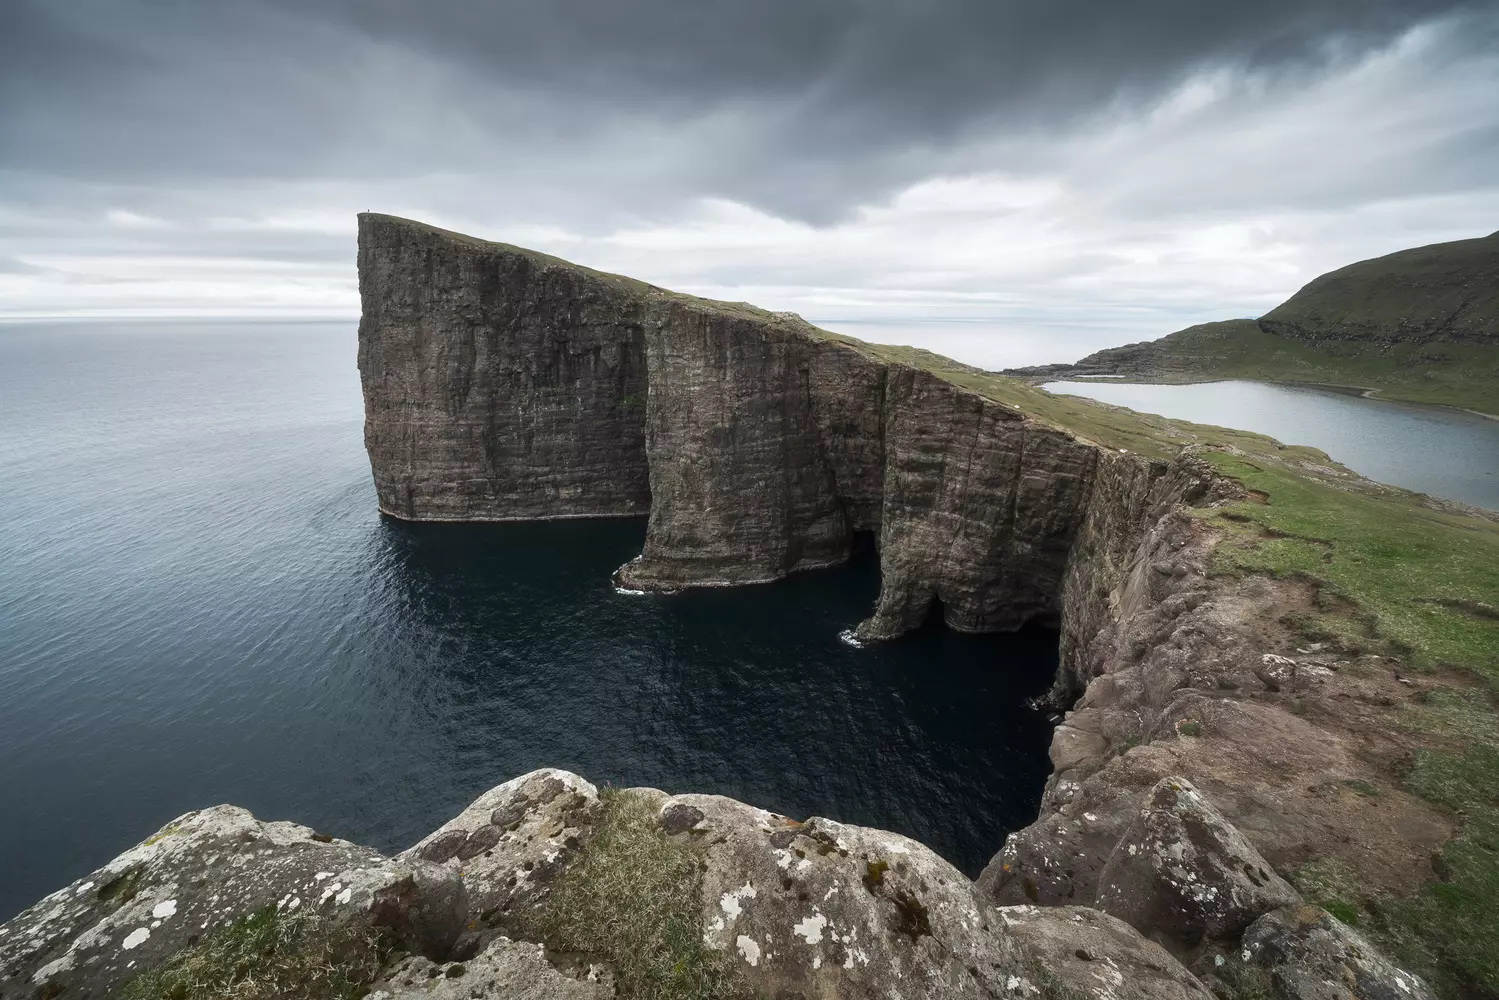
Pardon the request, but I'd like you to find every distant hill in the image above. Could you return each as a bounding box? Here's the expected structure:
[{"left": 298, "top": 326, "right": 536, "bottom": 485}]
[{"left": 1012, "top": 231, "right": 1499, "bottom": 416}]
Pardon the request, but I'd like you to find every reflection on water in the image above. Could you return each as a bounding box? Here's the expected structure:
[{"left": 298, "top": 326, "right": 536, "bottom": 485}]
[
  {"left": 0, "top": 322, "right": 1058, "bottom": 921},
  {"left": 1044, "top": 380, "right": 1499, "bottom": 511}
]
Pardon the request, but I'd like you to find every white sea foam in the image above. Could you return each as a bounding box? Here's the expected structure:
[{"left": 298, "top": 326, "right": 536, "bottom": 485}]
[{"left": 838, "top": 629, "right": 864, "bottom": 649}]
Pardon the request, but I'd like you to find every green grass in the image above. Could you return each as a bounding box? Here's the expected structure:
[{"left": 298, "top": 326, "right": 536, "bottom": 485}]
[
  {"left": 1198, "top": 454, "right": 1499, "bottom": 682},
  {"left": 1182, "top": 454, "right": 1499, "bottom": 999},
  {"left": 525, "top": 789, "right": 748, "bottom": 1000},
  {"left": 1212, "top": 956, "right": 1277, "bottom": 1000},
  {"left": 112, "top": 908, "right": 388, "bottom": 1000}
]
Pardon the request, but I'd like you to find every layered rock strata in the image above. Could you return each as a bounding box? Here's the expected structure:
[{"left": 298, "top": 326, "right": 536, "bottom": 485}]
[{"left": 358, "top": 215, "right": 650, "bottom": 521}]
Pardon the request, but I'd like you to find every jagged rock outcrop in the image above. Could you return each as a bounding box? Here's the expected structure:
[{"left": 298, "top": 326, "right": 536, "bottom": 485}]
[
  {"left": 1243, "top": 905, "right": 1440, "bottom": 1000},
  {"left": 1, "top": 770, "right": 1439, "bottom": 1000},
  {"left": 978, "top": 504, "right": 1451, "bottom": 923},
  {"left": 0, "top": 806, "right": 465, "bottom": 1000},
  {"left": 1, "top": 771, "right": 1239, "bottom": 1000},
  {"left": 1092, "top": 777, "right": 1302, "bottom": 947}
]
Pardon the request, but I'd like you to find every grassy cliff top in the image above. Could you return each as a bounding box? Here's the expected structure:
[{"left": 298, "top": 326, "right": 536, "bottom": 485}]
[
  {"left": 1263, "top": 230, "right": 1499, "bottom": 345},
  {"left": 360, "top": 212, "right": 817, "bottom": 329}
]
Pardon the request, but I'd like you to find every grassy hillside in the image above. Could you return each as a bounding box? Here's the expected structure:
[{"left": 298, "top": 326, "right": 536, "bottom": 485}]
[{"left": 1041, "top": 232, "right": 1499, "bottom": 416}]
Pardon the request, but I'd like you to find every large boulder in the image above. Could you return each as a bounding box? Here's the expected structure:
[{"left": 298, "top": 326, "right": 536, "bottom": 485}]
[
  {"left": 400, "top": 768, "right": 600, "bottom": 928},
  {"left": 662, "top": 791, "right": 1010, "bottom": 998},
  {"left": 995, "top": 905, "right": 1215, "bottom": 1000},
  {"left": 0, "top": 805, "right": 465, "bottom": 1000},
  {"left": 1094, "top": 777, "right": 1300, "bottom": 947},
  {"left": 1242, "top": 905, "right": 1437, "bottom": 1000}
]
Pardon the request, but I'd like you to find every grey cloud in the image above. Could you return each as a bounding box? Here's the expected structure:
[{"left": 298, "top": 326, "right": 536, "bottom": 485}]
[{"left": 1, "top": 0, "right": 1488, "bottom": 224}]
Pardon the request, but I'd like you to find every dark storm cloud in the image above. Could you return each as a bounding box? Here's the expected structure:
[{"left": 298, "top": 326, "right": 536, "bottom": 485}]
[{"left": 0, "top": 0, "right": 1485, "bottom": 223}]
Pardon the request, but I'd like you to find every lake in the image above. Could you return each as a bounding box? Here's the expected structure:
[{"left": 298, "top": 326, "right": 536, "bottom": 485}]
[
  {"left": 1044, "top": 379, "right": 1498, "bottom": 511},
  {"left": 0, "top": 321, "right": 1058, "bottom": 921}
]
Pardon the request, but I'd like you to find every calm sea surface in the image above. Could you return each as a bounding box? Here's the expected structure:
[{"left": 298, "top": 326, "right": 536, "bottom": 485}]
[
  {"left": 1045, "top": 380, "right": 1499, "bottom": 511},
  {"left": 0, "top": 321, "right": 1059, "bottom": 921}
]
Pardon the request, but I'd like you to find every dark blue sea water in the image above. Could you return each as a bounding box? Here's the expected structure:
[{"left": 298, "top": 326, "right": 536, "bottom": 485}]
[{"left": 0, "top": 321, "right": 1060, "bottom": 922}]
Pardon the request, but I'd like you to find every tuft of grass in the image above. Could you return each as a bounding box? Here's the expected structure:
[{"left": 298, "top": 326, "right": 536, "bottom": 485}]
[
  {"left": 112, "top": 907, "right": 387, "bottom": 1000},
  {"left": 526, "top": 789, "right": 747, "bottom": 1000},
  {"left": 1212, "top": 956, "right": 1277, "bottom": 1000},
  {"left": 1393, "top": 814, "right": 1499, "bottom": 998},
  {"left": 1292, "top": 856, "right": 1366, "bottom": 929}
]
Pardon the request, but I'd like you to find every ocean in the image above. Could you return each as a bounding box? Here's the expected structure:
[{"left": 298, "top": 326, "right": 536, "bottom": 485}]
[{"left": 0, "top": 321, "right": 1059, "bottom": 920}]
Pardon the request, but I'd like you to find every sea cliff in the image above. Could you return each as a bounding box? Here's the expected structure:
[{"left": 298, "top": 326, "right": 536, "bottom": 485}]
[{"left": 357, "top": 213, "right": 1184, "bottom": 642}]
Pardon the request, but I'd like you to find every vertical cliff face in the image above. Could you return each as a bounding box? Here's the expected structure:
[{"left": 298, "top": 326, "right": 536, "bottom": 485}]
[
  {"left": 618, "top": 304, "right": 859, "bottom": 588},
  {"left": 358, "top": 214, "right": 650, "bottom": 521},
  {"left": 860, "top": 369, "right": 1099, "bottom": 639},
  {"left": 356, "top": 213, "right": 1189, "bottom": 642}
]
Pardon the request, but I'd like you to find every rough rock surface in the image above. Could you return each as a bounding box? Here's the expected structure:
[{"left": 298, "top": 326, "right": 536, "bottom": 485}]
[
  {"left": 981, "top": 503, "right": 1450, "bottom": 918},
  {"left": 421, "top": 773, "right": 1230, "bottom": 1000},
  {"left": 373, "top": 936, "right": 609, "bottom": 1000},
  {"left": 995, "top": 905, "right": 1215, "bottom": 1000},
  {"left": 658, "top": 790, "right": 1013, "bottom": 998},
  {"left": 1, "top": 770, "right": 1439, "bottom": 1000},
  {"left": 1243, "top": 905, "right": 1438, "bottom": 1000},
  {"left": 399, "top": 768, "right": 600, "bottom": 929},
  {"left": 0, "top": 806, "right": 464, "bottom": 1000},
  {"left": 1093, "top": 777, "right": 1301, "bottom": 946}
]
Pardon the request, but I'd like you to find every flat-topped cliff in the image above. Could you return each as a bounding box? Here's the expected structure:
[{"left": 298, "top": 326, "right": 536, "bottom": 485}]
[{"left": 358, "top": 213, "right": 1198, "bottom": 641}]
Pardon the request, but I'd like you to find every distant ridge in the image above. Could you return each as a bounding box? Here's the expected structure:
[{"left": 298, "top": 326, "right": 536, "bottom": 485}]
[{"left": 1011, "top": 231, "right": 1499, "bottom": 415}]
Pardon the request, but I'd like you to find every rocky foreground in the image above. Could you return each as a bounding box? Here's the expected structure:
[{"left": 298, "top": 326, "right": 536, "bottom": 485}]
[{"left": 0, "top": 766, "right": 1433, "bottom": 1000}]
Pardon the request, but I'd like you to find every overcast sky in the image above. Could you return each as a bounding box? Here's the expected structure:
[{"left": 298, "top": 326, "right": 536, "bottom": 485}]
[{"left": 2, "top": 0, "right": 1496, "bottom": 366}]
